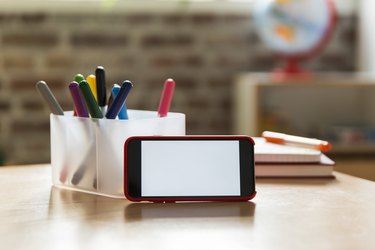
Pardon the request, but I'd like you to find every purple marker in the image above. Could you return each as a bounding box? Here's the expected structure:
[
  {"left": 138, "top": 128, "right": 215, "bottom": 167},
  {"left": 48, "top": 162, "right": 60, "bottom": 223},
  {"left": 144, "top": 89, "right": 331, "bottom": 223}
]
[
  {"left": 105, "top": 80, "right": 133, "bottom": 119},
  {"left": 69, "top": 81, "right": 89, "bottom": 117}
]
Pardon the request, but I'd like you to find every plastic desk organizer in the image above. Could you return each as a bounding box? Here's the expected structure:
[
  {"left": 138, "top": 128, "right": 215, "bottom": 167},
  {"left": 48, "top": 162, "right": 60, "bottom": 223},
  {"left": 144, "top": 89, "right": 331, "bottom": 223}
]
[{"left": 50, "top": 109, "right": 185, "bottom": 198}]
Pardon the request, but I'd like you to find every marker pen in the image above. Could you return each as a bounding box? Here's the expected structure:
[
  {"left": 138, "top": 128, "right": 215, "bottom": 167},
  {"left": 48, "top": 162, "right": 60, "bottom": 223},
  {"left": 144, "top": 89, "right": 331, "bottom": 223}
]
[
  {"left": 262, "top": 131, "right": 332, "bottom": 152},
  {"left": 79, "top": 80, "right": 103, "bottom": 119},
  {"left": 69, "top": 81, "right": 89, "bottom": 118},
  {"left": 111, "top": 84, "right": 129, "bottom": 120},
  {"left": 72, "top": 80, "right": 100, "bottom": 186},
  {"left": 74, "top": 73, "right": 85, "bottom": 84},
  {"left": 86, "top": 74, "right": 98, "bottom": 100},
  {"left": 106, "top": 80, "right": 133, "bottom": 119},
  {"left": 72, "top": 74, "right": 85, "bottom": 116},
  {"left": 157, "top": 78, "right": 175, "bottom": 117},
  {"left": 36, "top": 80, "right": 67, "bottom": 183},
  {"left": 36, "top": 81, "right": 64, "bottom": 115},
  {"left": 95, "top": 66, "right": 107, "bottom": 113}
]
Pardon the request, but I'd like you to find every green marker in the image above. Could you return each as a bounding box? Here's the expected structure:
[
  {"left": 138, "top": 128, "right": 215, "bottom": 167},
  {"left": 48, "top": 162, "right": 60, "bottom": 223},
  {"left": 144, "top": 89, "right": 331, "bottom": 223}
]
[
  {"left": 79, "top": 80, "right": 103, "bottom": 118},
  {"left": 74, "top": 73, "right": 85, "bottom": 83}
]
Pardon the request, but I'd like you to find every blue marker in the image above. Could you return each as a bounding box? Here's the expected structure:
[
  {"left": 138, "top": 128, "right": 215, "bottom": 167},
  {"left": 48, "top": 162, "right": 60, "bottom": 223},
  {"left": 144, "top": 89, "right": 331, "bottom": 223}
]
[
  {"left": 105, "top": 80, "right": 133, "bottom": 119},
  {"left": 111, "top": 84, "right": 129, "bottom": 120}
]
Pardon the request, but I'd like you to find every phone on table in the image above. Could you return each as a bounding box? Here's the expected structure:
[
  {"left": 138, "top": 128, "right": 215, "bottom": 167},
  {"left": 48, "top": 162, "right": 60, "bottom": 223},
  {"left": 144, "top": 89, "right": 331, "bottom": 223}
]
[{"left": 124, "top": 136, "right": 256, "bottom": 202}]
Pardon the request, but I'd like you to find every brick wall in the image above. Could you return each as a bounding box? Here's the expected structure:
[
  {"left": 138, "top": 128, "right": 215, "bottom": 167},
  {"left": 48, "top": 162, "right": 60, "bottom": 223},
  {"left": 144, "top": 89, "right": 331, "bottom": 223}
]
[{"left": 0, "top": 10, "right": 357, "bottom": 165}]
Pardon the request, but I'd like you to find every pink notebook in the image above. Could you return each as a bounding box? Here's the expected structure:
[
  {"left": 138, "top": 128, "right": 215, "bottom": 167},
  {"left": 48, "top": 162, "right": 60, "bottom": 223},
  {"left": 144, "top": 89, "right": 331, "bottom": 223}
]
[{"left": 255, "top": 154, "right": 335, "bottom": 177}]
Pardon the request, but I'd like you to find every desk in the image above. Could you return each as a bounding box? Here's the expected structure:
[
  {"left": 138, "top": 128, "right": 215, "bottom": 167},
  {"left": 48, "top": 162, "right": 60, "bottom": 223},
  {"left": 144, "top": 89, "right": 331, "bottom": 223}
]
[{"left": 0, "top": 165, "right": 374, "bottom": 250}]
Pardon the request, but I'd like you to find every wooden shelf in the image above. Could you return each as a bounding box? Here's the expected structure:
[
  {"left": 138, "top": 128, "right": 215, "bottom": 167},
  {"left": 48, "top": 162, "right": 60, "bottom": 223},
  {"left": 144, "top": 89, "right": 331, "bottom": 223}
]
[{"left": 233, "top": 73, "right": 375, "bottom": 154}]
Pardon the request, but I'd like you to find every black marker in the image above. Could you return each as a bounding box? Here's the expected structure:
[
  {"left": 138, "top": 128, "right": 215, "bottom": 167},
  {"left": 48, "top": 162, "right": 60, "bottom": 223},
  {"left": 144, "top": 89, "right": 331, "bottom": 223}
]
[{"left": 95, "top": 66, "right": 107, "bottom": 113}]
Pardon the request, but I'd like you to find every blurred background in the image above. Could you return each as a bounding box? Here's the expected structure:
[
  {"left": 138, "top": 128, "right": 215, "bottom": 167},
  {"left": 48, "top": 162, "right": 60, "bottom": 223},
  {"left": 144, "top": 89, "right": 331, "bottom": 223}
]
[{"left": 1, "top": 0, "right": 374, "bottom": 180}]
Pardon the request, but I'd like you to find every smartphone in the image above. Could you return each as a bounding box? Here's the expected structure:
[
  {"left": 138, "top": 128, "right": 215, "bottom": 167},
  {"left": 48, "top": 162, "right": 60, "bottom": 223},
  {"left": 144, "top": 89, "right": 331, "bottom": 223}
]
[{"left": 124, "top": 136, "right": 256, "bottom": 202}]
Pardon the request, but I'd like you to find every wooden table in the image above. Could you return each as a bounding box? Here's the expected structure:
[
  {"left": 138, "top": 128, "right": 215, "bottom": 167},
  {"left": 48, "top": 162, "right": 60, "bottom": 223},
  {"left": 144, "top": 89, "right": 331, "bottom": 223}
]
[{"left": 0, "top": 165, "right": 374, "bottom": 250}]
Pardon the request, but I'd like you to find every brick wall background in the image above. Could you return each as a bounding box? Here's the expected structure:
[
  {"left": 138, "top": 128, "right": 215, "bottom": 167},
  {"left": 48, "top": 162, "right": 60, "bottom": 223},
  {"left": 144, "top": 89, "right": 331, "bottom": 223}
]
[{"left": 0, "top": 9, "right": 357, "bottom": 165}]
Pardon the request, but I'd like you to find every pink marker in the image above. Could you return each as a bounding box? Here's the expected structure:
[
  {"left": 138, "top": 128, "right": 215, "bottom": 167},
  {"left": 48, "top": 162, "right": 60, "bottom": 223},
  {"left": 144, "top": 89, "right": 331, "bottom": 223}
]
[{"left": 157, "top": 78, "right": 175, "bottom": 117}]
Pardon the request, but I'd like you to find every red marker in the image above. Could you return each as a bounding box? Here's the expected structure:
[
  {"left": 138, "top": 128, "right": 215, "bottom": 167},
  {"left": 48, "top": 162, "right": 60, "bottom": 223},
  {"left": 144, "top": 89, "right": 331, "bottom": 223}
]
[{"left": 157, "top": 78, "right": 175, "bottom": 117}]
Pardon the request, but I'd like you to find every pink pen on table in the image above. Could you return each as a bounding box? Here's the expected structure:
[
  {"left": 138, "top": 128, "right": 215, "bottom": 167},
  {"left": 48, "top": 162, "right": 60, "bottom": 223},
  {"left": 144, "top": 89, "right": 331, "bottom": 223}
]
[{"left": 157, "top": 78, "right": 175, "bottom": 117}]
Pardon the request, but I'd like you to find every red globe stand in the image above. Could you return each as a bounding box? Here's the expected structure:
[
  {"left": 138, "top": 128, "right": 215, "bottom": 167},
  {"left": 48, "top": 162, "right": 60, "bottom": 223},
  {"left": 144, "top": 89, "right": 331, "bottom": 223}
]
[{"left": 272, "top": 58, "right": 312, "bottom": 81}]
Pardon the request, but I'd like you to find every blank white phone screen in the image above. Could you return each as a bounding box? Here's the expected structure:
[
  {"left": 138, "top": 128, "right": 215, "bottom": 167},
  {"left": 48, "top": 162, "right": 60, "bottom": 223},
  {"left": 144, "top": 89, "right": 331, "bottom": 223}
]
[{"left": 141, "top": 140, "right": 241, "bottom": 197}]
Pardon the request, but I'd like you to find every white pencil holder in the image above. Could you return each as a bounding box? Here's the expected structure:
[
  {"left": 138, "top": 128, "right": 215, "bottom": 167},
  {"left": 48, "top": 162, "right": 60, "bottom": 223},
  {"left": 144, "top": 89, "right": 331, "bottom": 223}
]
[{"left": 50, "top": 109, "right": 185, "bottom": 198}]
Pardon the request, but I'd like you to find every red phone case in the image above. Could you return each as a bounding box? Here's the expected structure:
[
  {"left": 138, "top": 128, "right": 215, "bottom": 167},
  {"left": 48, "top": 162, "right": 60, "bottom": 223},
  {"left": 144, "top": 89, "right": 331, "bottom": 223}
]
[{"left": 124, "top": 135, "right": 256, "bottom": 202}]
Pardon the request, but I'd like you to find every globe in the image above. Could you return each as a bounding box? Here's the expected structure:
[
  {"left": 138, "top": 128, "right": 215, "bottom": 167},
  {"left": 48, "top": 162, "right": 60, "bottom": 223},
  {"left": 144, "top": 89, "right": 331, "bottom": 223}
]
[{"left": 253, "top": 0, "right": 336, "bottom": 77}]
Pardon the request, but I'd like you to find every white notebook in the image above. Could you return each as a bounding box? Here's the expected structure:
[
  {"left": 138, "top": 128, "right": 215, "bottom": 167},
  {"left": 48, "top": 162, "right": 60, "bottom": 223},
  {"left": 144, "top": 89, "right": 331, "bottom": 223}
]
[{"left": 254, "top": 138, "right": 322, "bottom": 163}]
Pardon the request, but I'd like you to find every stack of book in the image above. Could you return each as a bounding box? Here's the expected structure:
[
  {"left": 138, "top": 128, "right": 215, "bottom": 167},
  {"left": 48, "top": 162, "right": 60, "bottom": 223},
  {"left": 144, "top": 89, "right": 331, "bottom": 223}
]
[{"left": 254, "top": 138, "right": 335, "bottom": 177}]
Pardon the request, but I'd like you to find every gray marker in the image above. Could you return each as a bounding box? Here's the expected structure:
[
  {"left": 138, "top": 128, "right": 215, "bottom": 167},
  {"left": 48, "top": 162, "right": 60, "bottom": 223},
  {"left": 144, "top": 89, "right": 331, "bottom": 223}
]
[{"left": 36, "top": 80, "right": 64, "bottom": 115}]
